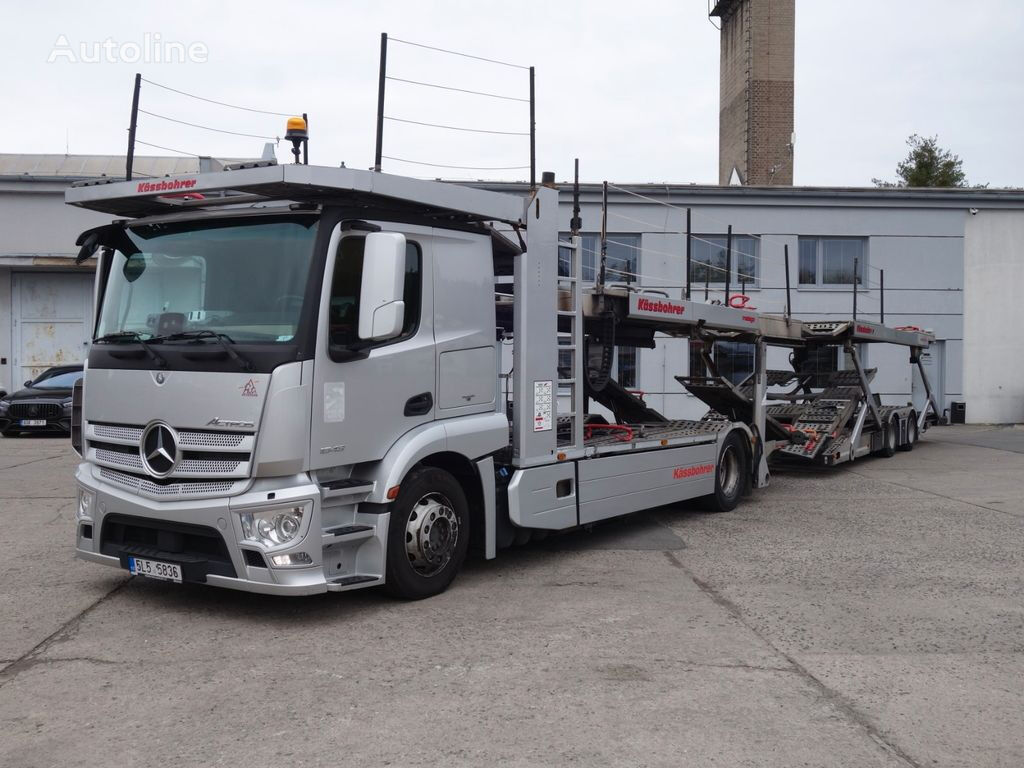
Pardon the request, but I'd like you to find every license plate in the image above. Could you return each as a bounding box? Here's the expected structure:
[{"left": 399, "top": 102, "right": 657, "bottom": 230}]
[
  {"left": 129, "top": 557, "right": 182, "bottom": 583},
  {"left": 20, "top": 419, "right": 46, "bottom": 426}
]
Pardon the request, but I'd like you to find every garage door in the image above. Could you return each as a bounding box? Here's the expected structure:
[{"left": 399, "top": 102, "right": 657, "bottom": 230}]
[{"left": 11, "top": 272, "right": 94, "bottom": 384}]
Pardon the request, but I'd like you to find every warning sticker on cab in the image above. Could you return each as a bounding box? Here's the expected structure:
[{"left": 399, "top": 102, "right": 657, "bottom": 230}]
[{"left": 533, "top": 380, "right": 553, "bottom": 432}]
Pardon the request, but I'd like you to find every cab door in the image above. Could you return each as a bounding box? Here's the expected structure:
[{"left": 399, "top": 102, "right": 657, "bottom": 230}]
[{"left": 310, "top": 223, "right": 435, "bottom": 469}]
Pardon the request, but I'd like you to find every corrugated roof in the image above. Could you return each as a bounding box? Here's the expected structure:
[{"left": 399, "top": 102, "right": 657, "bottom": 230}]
[{"left": 0, "top": 153, "right": 255, "bottom": 180}]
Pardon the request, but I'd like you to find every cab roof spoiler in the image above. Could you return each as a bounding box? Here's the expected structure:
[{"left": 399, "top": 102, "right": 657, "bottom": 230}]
[{"left": 66, "top": 163, "right": 527, "bottom": 226}]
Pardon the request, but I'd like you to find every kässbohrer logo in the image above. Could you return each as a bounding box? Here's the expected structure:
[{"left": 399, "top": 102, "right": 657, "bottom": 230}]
[
  {"left": 637, "top": 297, "right": 685, "bottom": 315},
  {"left": 136, "top": 178, "right": 198, "bottom": 194},
  {"left": 673, "top": 464, "right": 714, "bottom": 480}
]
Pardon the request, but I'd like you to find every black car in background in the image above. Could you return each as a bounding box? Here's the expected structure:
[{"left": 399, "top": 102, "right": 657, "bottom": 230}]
[{"left": 0, "top": 365, "right": 84, "bottom": 437}]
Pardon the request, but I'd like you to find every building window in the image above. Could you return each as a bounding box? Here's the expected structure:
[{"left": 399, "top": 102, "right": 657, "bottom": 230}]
[
  {"left": 798, "top": 237, "right": 866, "bottom": 286},
  {"left": 714, "top": 342, "right": 755, "bottom": 385},
  {"left": 617, "top": 347, "right": 637, "bottom": 388},
  {"left": 797, "top": 346, "right": 838, "bottom": 388},
  {"left": 690, "top": 235, "right": 759, "bottom": 287},
  {"left": 687, "top": 340, "right": 753, "bottom": 385},
  {"left": 560, "top": 233, "right": 639, "bottom": 283}
]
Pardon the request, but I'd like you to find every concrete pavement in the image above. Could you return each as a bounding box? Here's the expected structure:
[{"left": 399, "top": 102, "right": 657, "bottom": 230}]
[{"left": 0, "top": 426, "right": 1021, "bottom": 766}]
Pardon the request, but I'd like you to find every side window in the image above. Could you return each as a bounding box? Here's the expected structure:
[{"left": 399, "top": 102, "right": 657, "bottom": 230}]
[{"left": 328, "top": 237, "right": 421, "bottom": 348}]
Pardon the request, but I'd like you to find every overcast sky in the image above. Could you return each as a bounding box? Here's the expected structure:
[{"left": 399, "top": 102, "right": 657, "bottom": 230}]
[{"left": 2, "top": 0, "right": 1021, "bottom": 187}]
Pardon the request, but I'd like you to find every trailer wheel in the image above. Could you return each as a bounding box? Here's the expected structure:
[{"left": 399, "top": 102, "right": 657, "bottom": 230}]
[
  {"left": 703, "top": 431, "right": 747, "bottom": 512},
  {"left": 898, "top": 414, "right": 917, "bottom": 451},
  {"left": 383, "top": 467, "right": 470, "bottom": 600},
  {"left": 878, "top": 418, "right": 898, "bottom": 458}
]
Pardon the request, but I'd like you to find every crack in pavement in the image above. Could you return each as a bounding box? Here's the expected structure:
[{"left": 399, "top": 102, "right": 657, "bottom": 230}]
[
  {"left": 843, "top": 467, "right": 1024, "bottom": 520},
  {"left": 661, "top": 550, "right": 924, "bottom": 768},
  {"left": 0, "top": 453, "right": 71, "bottom": 472},
  {"left": 0, "top": 578, "right": 131, "bottom": 689}
]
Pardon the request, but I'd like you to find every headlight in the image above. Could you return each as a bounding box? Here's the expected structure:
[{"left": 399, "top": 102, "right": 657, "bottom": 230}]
[
  {"left": 77, "top": 488, "right": 95, "bottom": 520},
  {"left": 0, "top": 400, "right": 9, "bottom": 414},
  {"left": 238, "top": 503, "right": 309, "bottom": 548},
  {"left": 62, "top": 399, "right": 73, "bottom": 413}
]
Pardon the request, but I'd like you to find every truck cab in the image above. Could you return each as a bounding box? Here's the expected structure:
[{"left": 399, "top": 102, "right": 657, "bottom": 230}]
[{"left": 70, "top": 166, "right": 524, "bottom": 598}]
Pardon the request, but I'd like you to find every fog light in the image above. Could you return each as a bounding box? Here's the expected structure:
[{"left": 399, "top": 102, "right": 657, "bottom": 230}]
[
  {"left": 238, "top": 502, "right": 310, "bottom": 548},
  {"left": 77, "top": 489, "right": 94, "bottom": 520},
  {"left": 271, "top": 552, "right": 313, "bottom": 567}
]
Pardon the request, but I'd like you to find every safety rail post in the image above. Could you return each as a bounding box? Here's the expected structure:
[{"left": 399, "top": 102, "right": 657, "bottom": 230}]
[
  {"left": 374, "top": 33, "right": 388, "bottom": 172},
  {"left": 880, "top": 269, "right": 885, "bottom": 324},
  {"left": 852, "top": 256, "right": 858, "bottom": 320},
  {"left": 725, "top": 224, "right": 732, "bottom": 307},
  {"left": 685, "top": 207, "right": 692, "bottom": 300},
  {"left": 529, "top": 66, "right": 536, "bottom": 189},
  {"left": 784, "top": 243, "right": 792, "bottom": 319},
  {"left": 126, "top": 72, "right": 141, "bottom": 181},
  {"left": 302, "top": 113, "right": 309, "bottom": 164},
  {"left": 598, "top": 181, "right": 608, "bottom": 292},
  {"left": 570, "top": 158, "right": 582, "bottom": 236}
]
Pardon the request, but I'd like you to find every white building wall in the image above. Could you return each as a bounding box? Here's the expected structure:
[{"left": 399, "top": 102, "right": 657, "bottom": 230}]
[
  {"left": 0, "top": 267, "right": 11, "bottom": 393},
  {"left": 567, "top": 196, "right": 967, "bottom": 420},
  {"left": 0, "top": 184, "right": 106, "bottom": 391},
  {"left": 963, "top": 210, "right": 1024, "bottom": 423}
]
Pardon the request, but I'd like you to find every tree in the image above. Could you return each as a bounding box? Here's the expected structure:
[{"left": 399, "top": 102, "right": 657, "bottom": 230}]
[{"left": 873, "top": 134, "right": 985, "bottom": 188}]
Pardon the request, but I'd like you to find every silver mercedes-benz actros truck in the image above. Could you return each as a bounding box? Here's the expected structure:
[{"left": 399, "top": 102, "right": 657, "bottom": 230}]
[{"left": 66, "top": 160, "right": 936, "bottom": 599}]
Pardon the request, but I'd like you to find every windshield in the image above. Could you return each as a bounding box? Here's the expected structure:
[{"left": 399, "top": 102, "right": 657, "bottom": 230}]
[
  {"left": 32, "top": 370, "right": 84, "bottom": 389},
  {"left": 95, "top": 215, "right": 319, "bottom": 343}
]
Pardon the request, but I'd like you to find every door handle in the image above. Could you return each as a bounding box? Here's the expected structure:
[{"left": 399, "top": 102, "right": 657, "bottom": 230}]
[{"left": 404, "top": 392, "right": 433, "bottom": 417}]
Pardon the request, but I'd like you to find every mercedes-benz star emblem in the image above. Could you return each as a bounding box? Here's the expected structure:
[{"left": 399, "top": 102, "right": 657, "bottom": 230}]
[{"left": 140, "top": 423, "right": 178, "bottom": 477}]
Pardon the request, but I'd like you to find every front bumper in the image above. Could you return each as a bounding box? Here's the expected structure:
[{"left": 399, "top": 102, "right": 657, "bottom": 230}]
[
  {"left": 74, "top": 463, "right": 388, "bottom": 596},
  {"left": 0, "top": 415, "right": 71, "bottom": 434}
]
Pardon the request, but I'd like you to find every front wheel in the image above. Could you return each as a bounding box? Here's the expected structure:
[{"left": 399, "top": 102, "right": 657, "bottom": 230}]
[
  {"left": 384, "top": 467, "right": 470, "bottom": 600},
  {"left": 702, "top": 431, "right": 748, "bottom": 513}
]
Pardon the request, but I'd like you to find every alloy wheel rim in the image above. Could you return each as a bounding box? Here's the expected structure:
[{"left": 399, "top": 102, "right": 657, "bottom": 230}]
[{"left": 404, "top": 492, "right": 459, "bottom": 577}]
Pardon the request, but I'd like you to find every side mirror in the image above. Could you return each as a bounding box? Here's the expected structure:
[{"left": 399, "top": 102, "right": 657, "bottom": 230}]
[
  {"left": 25, "top": 380, "right": 34, "bottom": 388},
  {"left": 358, "top": 232, "right": 406, "bottom": 341}
]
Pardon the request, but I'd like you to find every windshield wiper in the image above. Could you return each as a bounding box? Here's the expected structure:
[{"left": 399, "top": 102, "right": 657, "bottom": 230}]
[
  {"left": 158, "top": 331, "right": 254, "bottom": 371},
  {"left": 93, "top": 331, "right": 167, "bottom": 368}
]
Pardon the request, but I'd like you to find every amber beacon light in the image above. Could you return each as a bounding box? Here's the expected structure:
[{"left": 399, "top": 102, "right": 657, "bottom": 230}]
[{"left": 285, "top": 116, "right": 308, "bottom": 164}]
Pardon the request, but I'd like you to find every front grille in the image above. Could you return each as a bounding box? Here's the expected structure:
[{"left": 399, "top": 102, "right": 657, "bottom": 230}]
[
  {"left": 10, "top": 403, "right": 62, "bottom": 419},
  {"left": 177, "top": 430, "right": 245, "bottom": 448},
  {"left": 87, "top": 422, "right": 253, "bottom": 480},
  {"left": 92, "top": 423, "right": 143, "bottom": 442},
  {"left": 95, "top": 447, "right": 145, "bottom": 472},
  {"left": 100, "top": 513, "right": 236, "bottom": 580},
  {"left": 100, "top": 467, "right": 237, "bottom": 497},
  {"left": 176, "top": 458, "right": 243, "bottom": 474}
]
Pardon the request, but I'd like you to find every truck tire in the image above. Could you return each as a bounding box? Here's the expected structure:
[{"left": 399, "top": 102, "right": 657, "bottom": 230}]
[
  {"left": 898, "top": 414, "right": 917, "bottom": 452},
  {"left": 383, "top": 467, "right": 470, "bottom": 600},
  {"left": 703, "top": 431, "right": 747, "bottom": 513},
  {"left": 877, "top": 418, "right": 898, "bottom": 458}
]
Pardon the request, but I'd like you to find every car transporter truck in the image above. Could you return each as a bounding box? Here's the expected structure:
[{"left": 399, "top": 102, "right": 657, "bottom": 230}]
[{"left": 65, "top": 148, "right": 941, "bottom": 599}]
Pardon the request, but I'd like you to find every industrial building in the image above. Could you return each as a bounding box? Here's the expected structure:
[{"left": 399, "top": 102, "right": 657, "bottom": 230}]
[{"left": 1, "top": 152, "right": 1023, "bottom": 423}]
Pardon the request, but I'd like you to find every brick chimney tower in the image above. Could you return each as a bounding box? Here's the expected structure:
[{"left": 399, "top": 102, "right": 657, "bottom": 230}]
[{"left": 711, "top": 0, "right": 795, "bottom": 185}]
